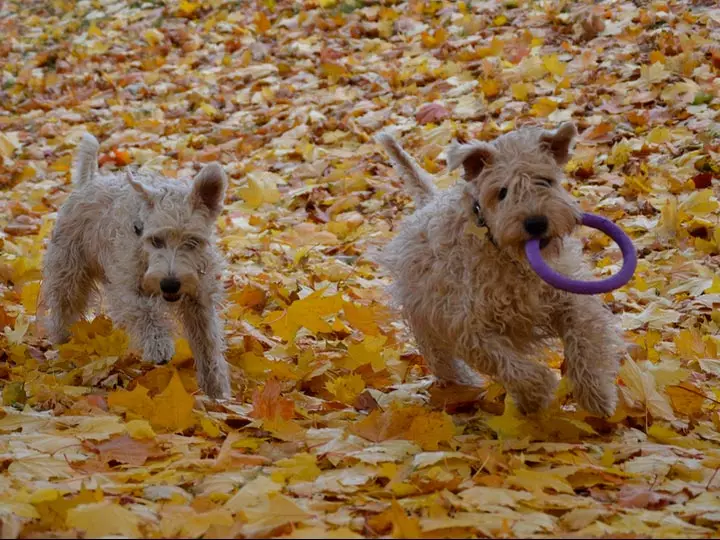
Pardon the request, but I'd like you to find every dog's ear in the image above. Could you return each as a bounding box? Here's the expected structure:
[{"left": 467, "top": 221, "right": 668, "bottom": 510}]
[
  {"left": 191, "top": 163, "right": 227, "bottom": 218},
  {"left": 539, "top": 122, "right": 577, "bottom": 165},
  {"left": 126, "top": 170, "right": 156, "bottom": 205},
  {"left": 446, "top": 141, "right": 496, "bottom": 182}
]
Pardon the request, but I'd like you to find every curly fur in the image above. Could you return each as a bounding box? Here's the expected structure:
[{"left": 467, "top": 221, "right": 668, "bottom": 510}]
[
  {"left": 42, "top": 133, "right": 231, "bottom": 399},
  {"left": 377, "top": 123, "right": 625, "bottom": 416}
]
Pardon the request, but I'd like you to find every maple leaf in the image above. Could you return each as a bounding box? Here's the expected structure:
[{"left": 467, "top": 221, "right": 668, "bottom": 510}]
[
  {"left": 619, "top": 358, "right": 675, "bottom": 421},
  {"left": 325, "top": 374, "right": 365, "bottom": 404},
  {"left": 250, "top": 379, "right": 295, "bottom": 422},
  {"left": 107, "top": 385, "right": 154, "bottom": 418},
  {"left": 149, "top": 371, "right": 196, "bottom": 432},
  {"left": 406, "top": 411, "right": 455, "bottom": 451},
  {"left": 507, "top": 469, "right": 574, "bottom": 496},
  {"left": 665, "top": 382, "right": 706, "bottom": 417},
  {"left": 342, "top": 301, "right": 381, "bottom": 336},
  {"left": 89, "top": 434, "right": 163, "bottom": 466},
  {"left": 242, "top": 492, "right": 313, "bottom": 537},
  {"left": 66, "top": 501, "right": 140, "bottom": 538},
  {"left": 388, "top": 500, "right": 421, "bottom": 539},
  {"left": 3, "top": 0, "right": 720, "bottom": 536},
  {"left": 415, "top": 103, "right": 450, "bottom": 125}
]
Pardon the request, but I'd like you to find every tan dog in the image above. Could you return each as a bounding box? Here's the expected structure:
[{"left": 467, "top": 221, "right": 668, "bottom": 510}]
[
  {"left": 376, "top": 123, "right": 624, "bottom": 416},
  {"left": 42, "top": 134, "right": 230, "bottom": 399}
]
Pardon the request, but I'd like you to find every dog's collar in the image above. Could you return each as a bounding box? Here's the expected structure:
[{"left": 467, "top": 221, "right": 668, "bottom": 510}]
[{"left": 471, "top": 198, "right": 498, "bottom": 248}]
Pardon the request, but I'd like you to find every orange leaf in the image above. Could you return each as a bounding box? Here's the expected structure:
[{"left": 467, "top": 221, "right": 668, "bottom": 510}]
[
  {"left": 250, "top": 379, "right": 295, "bottom": 422},
  {"left": 389, "top": 500, "right": 421, "bottom": 539},
  {"left": 665, "top": 382, "right": 706, "bottom": 417},
  {"left": 343, "top": 301, "right": 380, "bottom": 336},
  {"left": 254, "top": 11, "right": 271, "bottom": 34},
  {"left": 349, "top": 405, "right": 424, "bottom": 443}
]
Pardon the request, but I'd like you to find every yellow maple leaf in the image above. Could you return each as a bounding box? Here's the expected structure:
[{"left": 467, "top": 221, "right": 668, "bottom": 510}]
[
  {"left": 268, "top": 290, "right": 343, "bottom": 342},
  {"left": 143, "top": 28, "right": 164, "bottom": 45},
  {"left": 20, "top": 280, "right": 40, "bottom": 314},
  {"left": 531, "top": 97, "right": 558, "bottom": 117},
  {"left": 646, "top": 126, "right": 671, "bottom": 144},
  {"left": 107, "top": 385, "right": 154, "bottom": 419},
  {"left": 239, "top": 173, "right": 282, "bottom": 209},
  {"left": 507, "top": 468, "right": 574, "bottom": 495},
  {"left": 680, "top": 189, "right": 719, "bottom": 217},
  {"left": 347, "top": 335, "right": 387, "bottom": 371},
  {"left": 542, "top": 54, "right": 566, "bottom": 76},
  {"left": 150, "top": 371, "right": 196, "bottom": 432},
  {"left": 242, "top": 492, "right": 312, "bottom": 538},
  {"left": 485, "top": 395, "right": 532, "bottom": 439},
  {"left": 665, "top": 382, "right": 706, "bottom": 417},
  {"left": 510, "top": 82, "right": 532, "bottom": 101},
  {"left": 618, "top": 358, "right": 675, "bottom": 421},
  {"left": 406, "top": 411, "right": 455, "bottom": 450},
  {"left": 325, "top": 373, "right": 366, "bottom": 404},
  {"left": 271, "top": 452, "right": 322, "bottom": 485},
  {"left": 705, "top": 275, "right": 720, "bottom": 294},
  {"left": 66, "top": 501, "right": 140, "bottom": 538},
  {"left": 125, "top": 419, "right": 156, "bottom": 439},
  {"left": 177, "top": 0, "right": 199, "bottom": 17},
  {"left": 343, "top": 301, "right": 381, "bottom": 336},
  {"left": 180, "top": 509, "right": 234, "bottom": 538},
  {"left": 388, "top": 500, "right": 421, "bottom": 539}
]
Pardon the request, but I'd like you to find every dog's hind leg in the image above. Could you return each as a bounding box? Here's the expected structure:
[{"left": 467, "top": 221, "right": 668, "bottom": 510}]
[
  {"left": 414, "top": 331, "right": 484, "bottom": 387},
  {"left": 467, "top": 337, "right": 558, "bottom": 415},
  {"left": 42, "top": 239, "right": 94, "bottom": 344}
]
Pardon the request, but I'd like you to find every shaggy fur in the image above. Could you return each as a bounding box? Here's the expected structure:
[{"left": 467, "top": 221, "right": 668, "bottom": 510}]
[
  {"left": 42, "top": 133, "right": 231, "bottom": 399},
  {"left": 377, "top": 123, "right": 624, "bottom": 417}
]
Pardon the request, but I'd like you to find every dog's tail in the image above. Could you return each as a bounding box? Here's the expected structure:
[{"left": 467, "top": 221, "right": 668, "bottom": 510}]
[
  {"left": 375, "top": 131, "right": 436, "bottom": 208},
  {"left": 72, "top": 133, "right": 99, "bottom": 186}
]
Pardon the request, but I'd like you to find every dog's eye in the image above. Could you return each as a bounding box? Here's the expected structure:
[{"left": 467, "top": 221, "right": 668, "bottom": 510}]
[
  {"left": 182, "top": 237, "right": 202, "bottom": 250},
  {"left": 498, "top": 188, "right": 508, "bottom": 201},
  {"left": 537, "top": 177, "right": 554, "bottom": 187},
  {"left": 150, "top": 236, "right": 165, "bottom": 249}
]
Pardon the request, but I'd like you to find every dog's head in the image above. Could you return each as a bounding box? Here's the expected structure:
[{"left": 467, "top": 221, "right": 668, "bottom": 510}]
[
  {"left": 447, "top": 122, "right": 581, "bottom": 258},
  {"left": 127, "top": 163, "right": 226, "bottom": 302}
]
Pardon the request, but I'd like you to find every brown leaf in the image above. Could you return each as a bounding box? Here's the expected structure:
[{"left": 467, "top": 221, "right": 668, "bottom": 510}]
[
  {"left": 89, "top": 434, "right": 164, "bottom": 466},
  {"left": 617, "top": 486, "right": 674, "bottom": 509},
  {"left": 415, "top": 103, "right": 450, "bottom": 125},
  {"left": 693, "top": 172, "right": 713, "bottom": 189}
]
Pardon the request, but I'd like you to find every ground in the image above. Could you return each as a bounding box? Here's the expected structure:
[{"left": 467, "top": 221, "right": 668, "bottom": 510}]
[{"left": 0, "top": 0, "right": 719, "bottom": 538}]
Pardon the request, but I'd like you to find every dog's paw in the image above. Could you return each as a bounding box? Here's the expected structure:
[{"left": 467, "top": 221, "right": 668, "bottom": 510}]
[
  {"left": 575, "top": 379, "right": 618, "bottom": 418},
  {"left": 196, "top": 357, "right": 231, "bottom": 400},
  {"left": 511, "top": 367, "right": 558, "bottom": 415},
  {"left": 143, "top": 338, "right": 175, "bottom": 365}
]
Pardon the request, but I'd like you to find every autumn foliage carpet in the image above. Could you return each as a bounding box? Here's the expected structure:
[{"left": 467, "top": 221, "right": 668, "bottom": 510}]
[{"left": 1, "top": 0, "right": 720, "bottom": 538}]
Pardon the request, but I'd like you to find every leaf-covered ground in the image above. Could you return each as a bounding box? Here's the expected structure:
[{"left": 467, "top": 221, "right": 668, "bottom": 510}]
[{"left": 1, "top": 0, "right": 720, "bottom": 537}]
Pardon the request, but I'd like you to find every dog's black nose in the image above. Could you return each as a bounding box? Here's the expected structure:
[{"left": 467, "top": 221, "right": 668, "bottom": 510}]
[
  {"left": 524, "top": 215, "right": 549, "bottom": 237},
  {"left": 160, "top": 277, "right": 181, "bottom": 294}
]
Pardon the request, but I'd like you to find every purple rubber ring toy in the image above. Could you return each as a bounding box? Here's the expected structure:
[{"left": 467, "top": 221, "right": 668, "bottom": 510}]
[{"left": 525, "top": 213, "right": 637, "bottom": 295}]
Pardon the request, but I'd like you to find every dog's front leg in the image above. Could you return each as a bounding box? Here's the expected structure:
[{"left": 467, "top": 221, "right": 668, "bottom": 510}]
[
  {"left": 106, "top": 289, "right": 175, "bottom": 365},
  {"left": 180, "top": 297, "right": 230, "bottom": 400},
  {"left": 554, "top": 296, "right": 624, "bottom": 417}
]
